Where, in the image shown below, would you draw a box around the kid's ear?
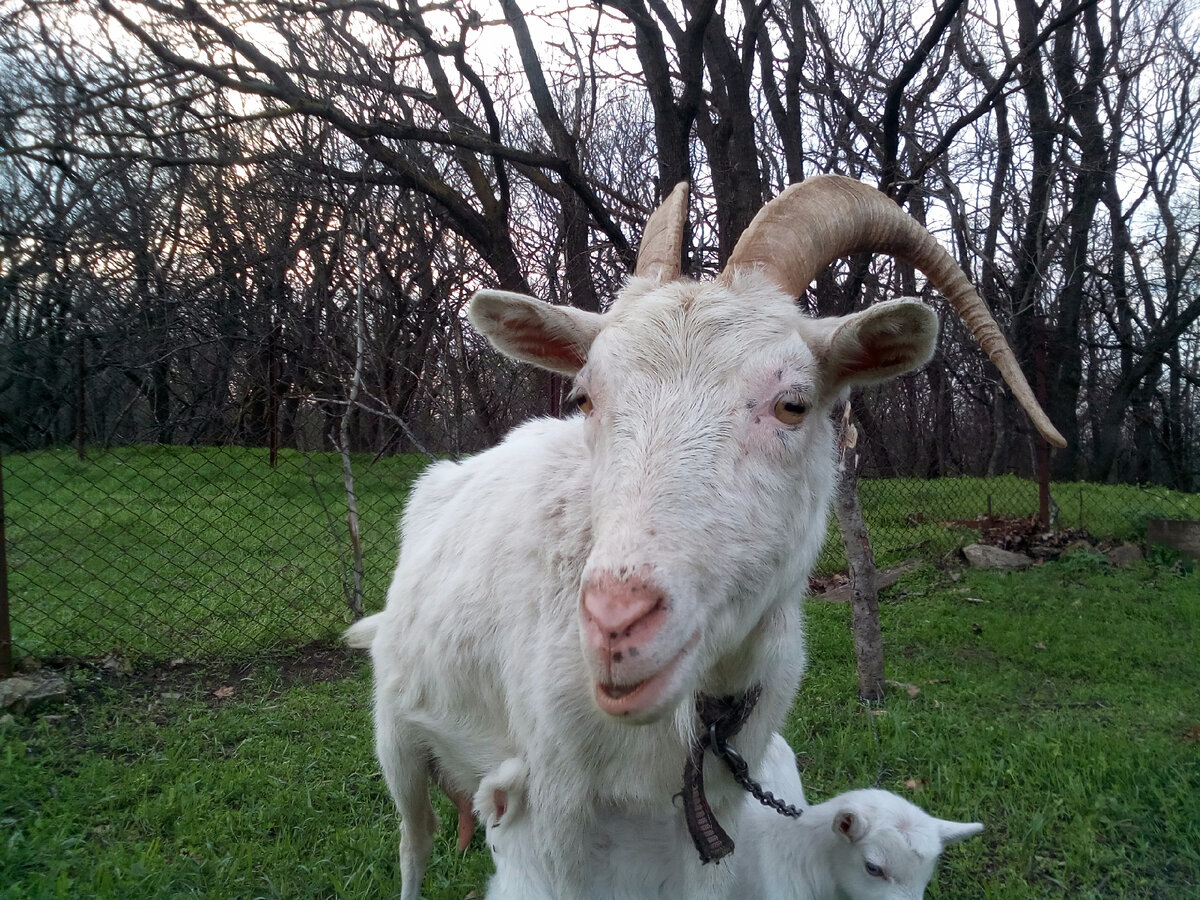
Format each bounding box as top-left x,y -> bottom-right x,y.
833,809 -> 869,844
937,819 -> 985,847
469,290 -> 605,376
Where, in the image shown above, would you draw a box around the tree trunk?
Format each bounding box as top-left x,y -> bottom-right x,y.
1046,3 -> 1108,479
834,404 -> 885,703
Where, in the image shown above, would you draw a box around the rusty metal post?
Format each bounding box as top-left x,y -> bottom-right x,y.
0,450 -> 12,677
1035,317 -> 1051,528
268,317 -> 280,468
548,372 -> 562,418
75,337 -> 86,461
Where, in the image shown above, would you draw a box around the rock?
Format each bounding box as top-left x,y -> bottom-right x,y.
1146,519 -> 1200,561
99,654 -> 132,674
0,672 -> 69,714
962,543 -> 1035,570
1105,542 -> 1144,568
1062,540 -> 1097,555
0,678 -> 34,710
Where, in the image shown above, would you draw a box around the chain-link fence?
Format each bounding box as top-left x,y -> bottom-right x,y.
1,444 -> 427,667
4,437 -> 1197,670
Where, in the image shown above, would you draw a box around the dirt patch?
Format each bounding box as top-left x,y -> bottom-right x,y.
809,559 -> 922,602
169,640 -> 367,704
227,640 -> 363,690
23,640 -> 367,714
945,514 -> 1097,559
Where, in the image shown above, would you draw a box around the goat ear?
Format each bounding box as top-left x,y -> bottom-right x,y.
936,819 -> 984,847
473,757 -> 528,828
469,290 -> 604,377
833,809 -> 868,843
492,788 -> 508,823
814,299 -> 938,391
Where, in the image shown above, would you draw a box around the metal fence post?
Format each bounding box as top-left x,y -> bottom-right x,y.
268,315 -> 280,469
1036,316 -> 1051,528
76,336 -> 87,461
0,450 -> 12,677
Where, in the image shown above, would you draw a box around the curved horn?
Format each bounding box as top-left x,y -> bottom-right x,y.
635,182 -> 689,281
724,175 -> 1066,448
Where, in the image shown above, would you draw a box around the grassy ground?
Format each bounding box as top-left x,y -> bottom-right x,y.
2,554 -> 1196,898
794,553 -> 1199,897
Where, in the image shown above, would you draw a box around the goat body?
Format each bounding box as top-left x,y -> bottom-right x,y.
349,271 -> 926,897
475,754 -> 730,899
347,178 -> 1052,899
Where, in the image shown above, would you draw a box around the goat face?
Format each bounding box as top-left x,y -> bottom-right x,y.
825,789 -> 984,900
470,177 -> 1063,723
471,273 -> 936,721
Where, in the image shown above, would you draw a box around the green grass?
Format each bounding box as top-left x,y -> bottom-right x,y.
4,446 -> 429,662
5,444 -> 1197,664
0,654 -> 461,899
2,556 -> 1196,898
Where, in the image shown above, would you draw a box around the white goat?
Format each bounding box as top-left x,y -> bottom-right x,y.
346,177 -> 1061,900
738,734 -> 984,899
476,736 -> 983,900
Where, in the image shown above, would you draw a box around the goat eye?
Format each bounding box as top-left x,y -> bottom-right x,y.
570,393 -> 594,415
864,861 -> 886,879
773,396 -> 807,425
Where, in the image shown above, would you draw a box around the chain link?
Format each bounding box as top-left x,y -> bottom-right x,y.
709,724 -> 804,820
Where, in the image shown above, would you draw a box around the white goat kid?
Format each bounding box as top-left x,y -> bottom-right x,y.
473,759 -> 556,900
477,737 -> 983,900
347,177 -> 1062,900
737,735 -> 984,899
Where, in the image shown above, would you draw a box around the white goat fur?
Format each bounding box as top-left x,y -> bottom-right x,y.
477,735 -> 983,900
474,754 -> 732,899
346,268 -> 940,899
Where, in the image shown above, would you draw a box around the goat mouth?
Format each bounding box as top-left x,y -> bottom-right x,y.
598,681 -> 639,700
595,669 -> 673,716
594,634 -> 698,717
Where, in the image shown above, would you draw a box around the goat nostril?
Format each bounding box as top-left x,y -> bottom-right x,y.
613,652 -> 623,662
583,572 -> 667,651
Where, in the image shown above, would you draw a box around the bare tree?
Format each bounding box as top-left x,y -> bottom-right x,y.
2,0 -> 1196,481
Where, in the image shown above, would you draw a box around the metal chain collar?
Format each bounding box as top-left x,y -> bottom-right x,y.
682,687 -> 804,864
707,721 -> 804,819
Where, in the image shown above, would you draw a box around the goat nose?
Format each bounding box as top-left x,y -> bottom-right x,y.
581,572 -> 667,655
